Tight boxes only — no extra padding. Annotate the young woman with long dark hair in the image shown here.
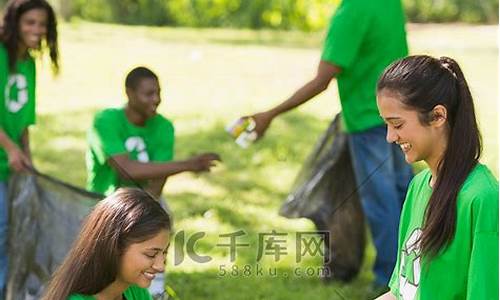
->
[0,0,59,297]
[43,188,172,300]
[375,55,498,300]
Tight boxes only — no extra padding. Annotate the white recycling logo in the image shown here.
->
[398,228,422,300]
[5,74,28,113]
[125,137,149,162]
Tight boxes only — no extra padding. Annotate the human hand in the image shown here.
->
[249,111,274,139]
[187,153,221,173]
[6,145,31,173]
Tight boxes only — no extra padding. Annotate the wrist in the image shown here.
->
[182,159,196,172]
[264,109,279,120]
[3,140,19,155]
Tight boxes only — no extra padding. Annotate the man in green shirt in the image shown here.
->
[87,66,220,198]
[242,0,413,294]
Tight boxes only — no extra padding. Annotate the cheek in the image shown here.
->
[119,254,152,280]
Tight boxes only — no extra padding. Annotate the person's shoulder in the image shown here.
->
[408,168,431,189]
[0,43,7,64]
[461,164,498,204]
[152,114,174,130]
[124,285,153,300]
[93,107,124,124]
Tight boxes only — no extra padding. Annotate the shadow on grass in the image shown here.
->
[30,109,99,187]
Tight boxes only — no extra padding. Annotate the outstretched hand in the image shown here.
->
[188,153,221,172]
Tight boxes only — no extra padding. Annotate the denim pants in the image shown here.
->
[0,181,7,297]
[348,125,413,285]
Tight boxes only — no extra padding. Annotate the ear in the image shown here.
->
[429,105,447,127]
[125,87,134,99]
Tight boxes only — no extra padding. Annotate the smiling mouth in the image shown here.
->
[398,142,412,152]
[142,271,156,281]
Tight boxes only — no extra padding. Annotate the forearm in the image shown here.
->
[0,128,18,153]
[110,158,193,181]
[21,128,31,159]
[267,78,329,118]
[147,177,167,198]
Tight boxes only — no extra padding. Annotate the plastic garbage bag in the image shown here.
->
[280,114,366,282]
[6,171,102,300]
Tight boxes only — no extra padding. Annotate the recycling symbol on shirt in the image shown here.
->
[398,228,422,300]
[5,74,28,113]
[125,136,149,162]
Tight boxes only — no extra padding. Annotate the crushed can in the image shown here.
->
[226,117,258,148]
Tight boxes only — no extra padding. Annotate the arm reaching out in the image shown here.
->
[250,60,341,138]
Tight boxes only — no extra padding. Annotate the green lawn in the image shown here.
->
[31,22,497,299]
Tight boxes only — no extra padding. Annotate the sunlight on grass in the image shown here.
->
[30,22,497,299]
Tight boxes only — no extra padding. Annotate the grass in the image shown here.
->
[29,21,497,299]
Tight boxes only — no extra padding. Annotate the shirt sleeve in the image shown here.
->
[467,231,498,300]
[467,185,499,300]
[88,112,127,164]
[321,0,371,69]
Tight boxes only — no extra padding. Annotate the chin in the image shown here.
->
[24,41,41,50]
[135,278,152,289]
[404,152,417,164]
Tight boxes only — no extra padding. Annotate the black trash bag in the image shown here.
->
[279,114,366,282]
[6,171,103,300]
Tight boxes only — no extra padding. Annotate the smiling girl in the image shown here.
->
[0,0,59,297]
[42,188,171,300]
[375,55,498,300]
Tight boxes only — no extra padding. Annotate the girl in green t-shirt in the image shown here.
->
[42,188,172,300]
[375,55,498,300]
[0,0,59,297]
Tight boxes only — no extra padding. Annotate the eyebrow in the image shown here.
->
[146,247,164,252]
[146,243,171,252]
[382,116,403,121]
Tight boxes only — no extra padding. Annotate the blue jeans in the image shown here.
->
[348,126,413,285]
[0,181,7,296]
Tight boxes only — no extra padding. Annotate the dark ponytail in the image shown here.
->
[377,55,481,257]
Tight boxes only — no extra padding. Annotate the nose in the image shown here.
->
[152,253,166,273]
[386,126,398,143]
[35,23,47,35]
[152,94,161,106]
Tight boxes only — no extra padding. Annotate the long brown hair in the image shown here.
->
[42,188,172,300]
[1,0,59,73]
[377,55,481,257]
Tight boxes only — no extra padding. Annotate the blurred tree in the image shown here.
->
[0,0,498,28]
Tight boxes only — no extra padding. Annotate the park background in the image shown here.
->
[2,0,498,299]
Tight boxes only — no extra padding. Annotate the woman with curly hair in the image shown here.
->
[0,0,59,297]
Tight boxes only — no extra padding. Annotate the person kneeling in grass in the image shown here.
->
[86,66,220,198]
[375,55,498,300]
[43,188,171,300]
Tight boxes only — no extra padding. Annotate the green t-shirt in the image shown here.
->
[389,164,499,300]
[86,107,175,195]
[0,44,36,181]
[321,0,408,133]
[68,284,152,300]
